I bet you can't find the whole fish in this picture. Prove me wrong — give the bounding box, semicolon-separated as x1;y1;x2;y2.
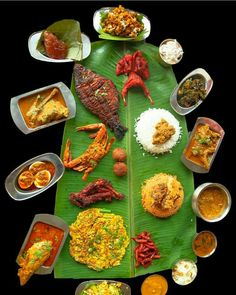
73;63;127;140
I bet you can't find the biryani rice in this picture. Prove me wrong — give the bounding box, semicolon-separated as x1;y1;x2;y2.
134;108;181;154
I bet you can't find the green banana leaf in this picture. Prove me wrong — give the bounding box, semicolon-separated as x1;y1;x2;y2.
54;41;196;278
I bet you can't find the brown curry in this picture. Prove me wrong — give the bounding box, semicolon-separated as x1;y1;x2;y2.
18;87;69;128
184;123;221;169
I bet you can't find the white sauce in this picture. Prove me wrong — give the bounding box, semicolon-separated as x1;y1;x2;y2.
172;259;197;285
159;39;183;65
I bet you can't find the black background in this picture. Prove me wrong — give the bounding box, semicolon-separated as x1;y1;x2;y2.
1;1;235;294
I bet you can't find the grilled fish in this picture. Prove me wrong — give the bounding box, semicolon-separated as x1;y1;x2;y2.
73;64;127;140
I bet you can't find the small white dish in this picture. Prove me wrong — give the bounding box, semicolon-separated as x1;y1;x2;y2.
10;82;76;134
28;31;91;62
93;7;151;41
170;68;213;115
5;153;64;201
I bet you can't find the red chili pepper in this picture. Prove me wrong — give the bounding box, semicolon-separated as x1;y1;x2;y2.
132;231;161;268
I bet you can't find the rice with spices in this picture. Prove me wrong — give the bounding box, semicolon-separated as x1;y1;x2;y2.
69;208;129;271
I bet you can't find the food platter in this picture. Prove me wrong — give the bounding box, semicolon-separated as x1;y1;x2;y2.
3;2;233;293
54;41;196;278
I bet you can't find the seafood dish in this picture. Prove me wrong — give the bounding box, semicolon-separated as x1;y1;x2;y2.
134;108;181;154
69;178;125;208
182;117;224;172
141;173;184;218
16;214;69;284
74;64;127;140
116;50;153;106
184;123;220;169
69;208;129;271
17;240;53;286
10;82;76;134
63;123;115;180
24;88;69;128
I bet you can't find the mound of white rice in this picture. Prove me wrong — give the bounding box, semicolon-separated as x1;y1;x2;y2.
134;108;181;154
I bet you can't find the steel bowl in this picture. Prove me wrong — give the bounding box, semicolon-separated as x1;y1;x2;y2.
192;182;231;222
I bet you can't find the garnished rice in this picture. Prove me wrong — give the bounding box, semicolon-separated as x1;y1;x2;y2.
134;108;181;154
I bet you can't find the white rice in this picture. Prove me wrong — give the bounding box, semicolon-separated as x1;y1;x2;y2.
134;108;181;154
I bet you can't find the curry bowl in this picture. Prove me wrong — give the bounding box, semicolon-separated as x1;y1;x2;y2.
5;153;64;201
192;182;231;222
181;117;224;173
93;6;151;41
192;230;217;258
10;82;76;134
170;68;213;115
28;31;91;63
75;280;131;295
16;214;69;276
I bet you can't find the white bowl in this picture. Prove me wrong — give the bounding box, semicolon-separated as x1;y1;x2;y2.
28;31;91;62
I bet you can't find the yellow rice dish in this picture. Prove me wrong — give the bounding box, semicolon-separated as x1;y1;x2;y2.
69;208;129;271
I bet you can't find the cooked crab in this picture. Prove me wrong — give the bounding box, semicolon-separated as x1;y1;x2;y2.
63;123;115;180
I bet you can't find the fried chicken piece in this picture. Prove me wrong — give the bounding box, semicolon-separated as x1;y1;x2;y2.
17;240;52;286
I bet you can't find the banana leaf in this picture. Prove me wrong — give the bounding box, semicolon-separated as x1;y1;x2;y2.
54;41;196;278
37;19;83;61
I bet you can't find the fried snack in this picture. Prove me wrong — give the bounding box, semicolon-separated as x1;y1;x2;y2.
142;173;184;218
17;240;52;286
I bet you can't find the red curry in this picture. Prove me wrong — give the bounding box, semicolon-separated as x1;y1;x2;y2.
23;222;64;266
